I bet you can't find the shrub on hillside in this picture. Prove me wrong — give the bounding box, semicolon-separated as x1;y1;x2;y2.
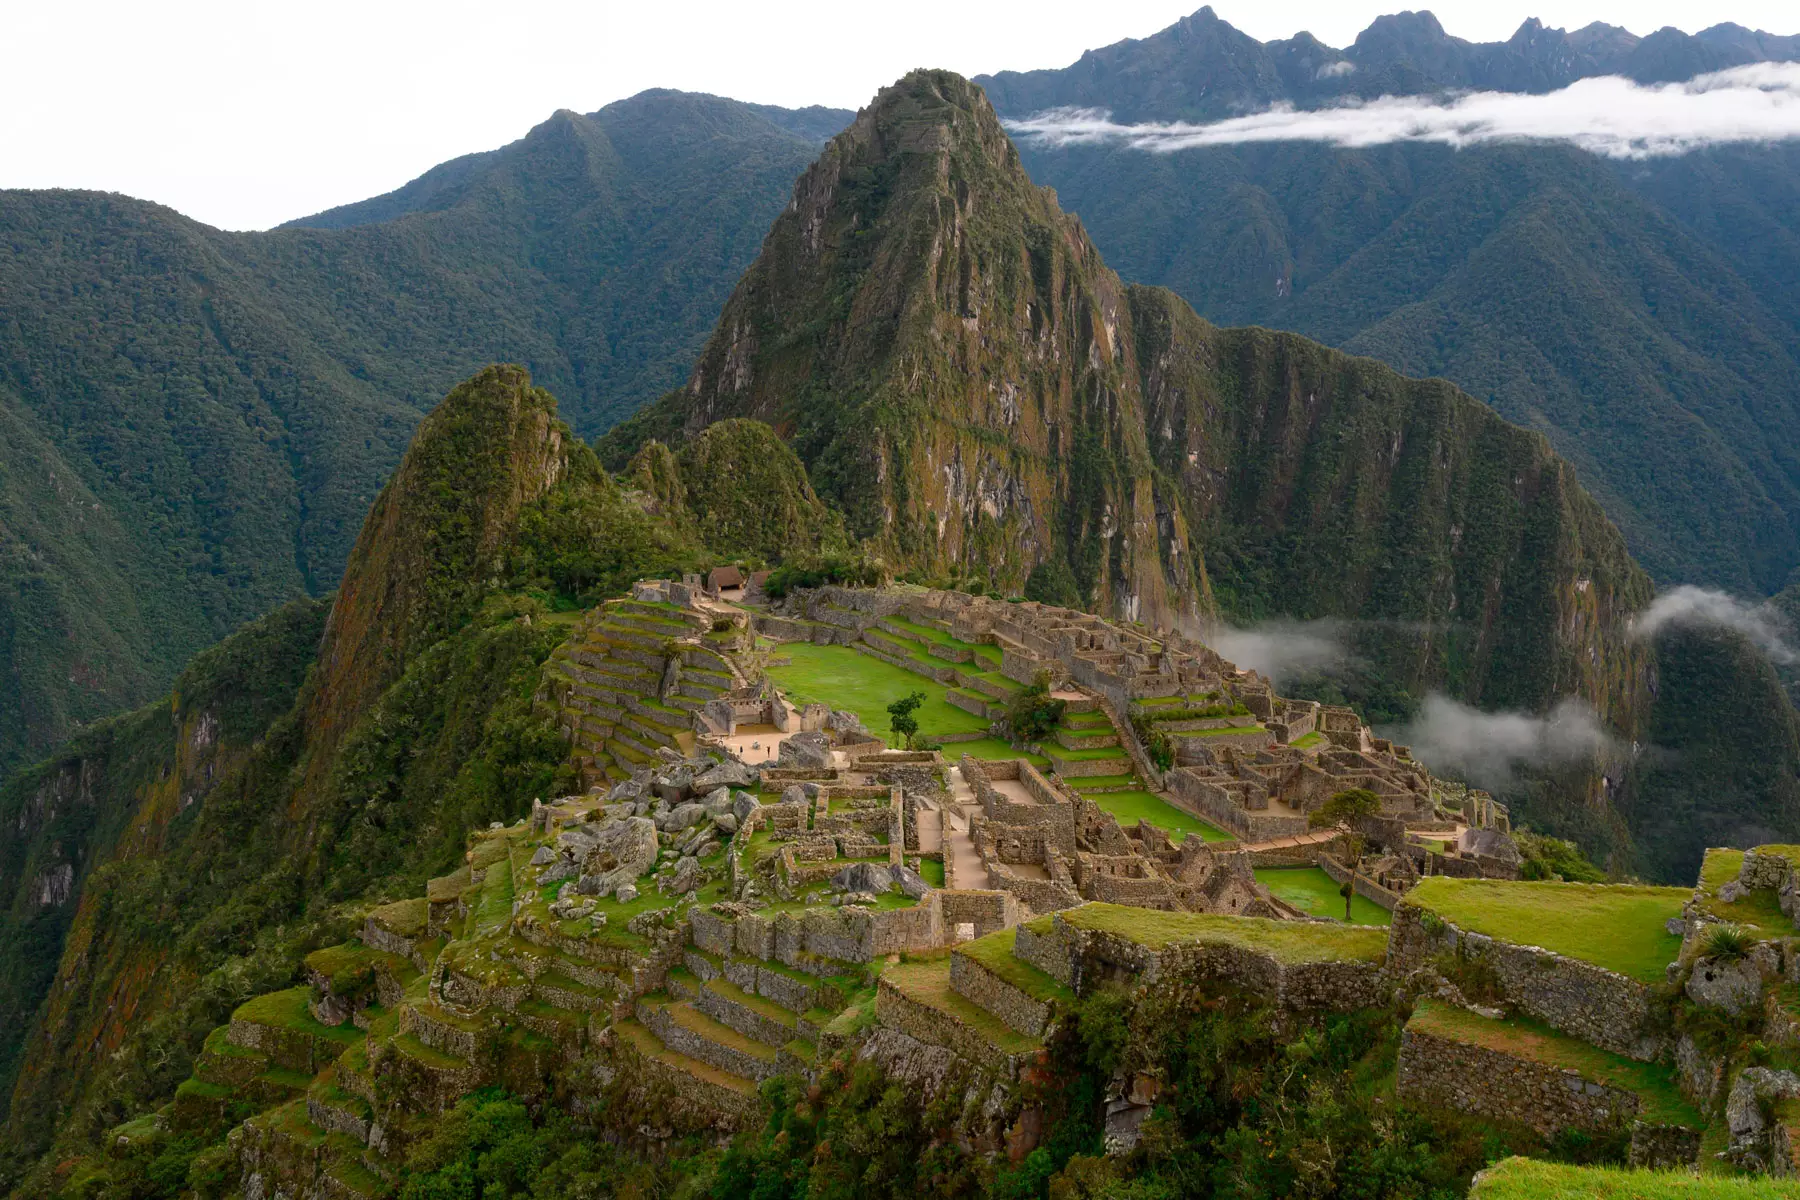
1004;673;1066;744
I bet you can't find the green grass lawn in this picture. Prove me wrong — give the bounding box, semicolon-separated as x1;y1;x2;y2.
767;643;987;743
1697;847;1793;936
1410;999;1699;1127
1471;1157;1789;1199
919;858;945;888
1092;790;1232;844
1047;902;1389;963
1291;731;1325;749
1255;867;1391;925
955;928;1074;1005
1405;878;1685;983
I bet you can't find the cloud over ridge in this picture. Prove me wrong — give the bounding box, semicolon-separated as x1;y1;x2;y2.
1004;63;1800;159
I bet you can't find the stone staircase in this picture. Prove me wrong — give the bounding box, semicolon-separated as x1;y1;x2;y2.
544;599;738;786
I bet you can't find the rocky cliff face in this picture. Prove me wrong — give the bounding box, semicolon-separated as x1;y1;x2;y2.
603;70;1210;627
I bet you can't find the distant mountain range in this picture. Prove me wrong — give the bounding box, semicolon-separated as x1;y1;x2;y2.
979;8;1800;119
0;91;848;775
977;8;1800;596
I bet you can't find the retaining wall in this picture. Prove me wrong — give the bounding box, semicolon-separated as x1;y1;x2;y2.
1388;904;1665;1060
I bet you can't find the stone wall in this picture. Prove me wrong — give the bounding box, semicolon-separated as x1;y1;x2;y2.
949;952;1055;1038
1388;904;1664;1060
1012;913;1386;1011
1318;854;1403;911
1398;1026;1641;1139
1165;770;1307;841
940;889;1020;939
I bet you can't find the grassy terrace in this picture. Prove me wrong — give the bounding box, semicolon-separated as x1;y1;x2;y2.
767;643;988;744
882;956;1043;1056
233;988;362;1042
1046;902;1389;963
1470;1158;1789;1199
1093;789;1232;844
955;928;1074;1005
1410;1000;1700;1128
1255;866;1391;925
1698;847;1796;936
1405;878;1685;983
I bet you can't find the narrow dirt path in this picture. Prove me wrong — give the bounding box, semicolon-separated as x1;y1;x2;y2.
943;765;988;889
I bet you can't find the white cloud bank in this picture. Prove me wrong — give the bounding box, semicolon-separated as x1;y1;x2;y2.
1004;62;1800;159
1393;694;1618;791
1635;585;1798;663
1208;618;1350;685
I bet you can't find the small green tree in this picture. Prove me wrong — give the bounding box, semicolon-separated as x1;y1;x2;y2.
1003;671;1066;744
1309;787;1382;921
887;690;926;749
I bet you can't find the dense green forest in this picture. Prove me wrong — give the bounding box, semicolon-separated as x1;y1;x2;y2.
0;91;847;777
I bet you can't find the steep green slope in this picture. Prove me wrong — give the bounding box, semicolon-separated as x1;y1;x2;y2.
0;596;329;1131
0;91;830;776
980;9;1800;595
0;366;698;1159
602;70;1213;626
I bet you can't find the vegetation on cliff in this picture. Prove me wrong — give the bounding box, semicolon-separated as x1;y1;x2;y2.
0;367;700;1171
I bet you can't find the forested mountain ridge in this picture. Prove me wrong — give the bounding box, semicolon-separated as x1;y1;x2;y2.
0;91;846;778
977;8;1800;595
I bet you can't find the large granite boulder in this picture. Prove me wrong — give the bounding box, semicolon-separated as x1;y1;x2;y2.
832;862;893;894
702;786;735;815
779;731;833;770
695;760;759;791
574;816;659;897
732;790;760;825
654;763;696;804
890;864;931;900
1688;950;1771;1017
657;801;710;832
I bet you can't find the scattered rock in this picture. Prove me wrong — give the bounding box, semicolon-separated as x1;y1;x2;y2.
694;760;758;791
701;786;734;815
666;856;703;895
832;862;893;895
529;845;555;867
1687;954;1764;1017
732;790;760;825
714;813;739;835
577;816;659;896
781;785;806;807
890;864;931;899
615;883;639;904
657;802;709;832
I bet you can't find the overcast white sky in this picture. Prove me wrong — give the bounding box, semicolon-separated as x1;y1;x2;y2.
4;1;1797;231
